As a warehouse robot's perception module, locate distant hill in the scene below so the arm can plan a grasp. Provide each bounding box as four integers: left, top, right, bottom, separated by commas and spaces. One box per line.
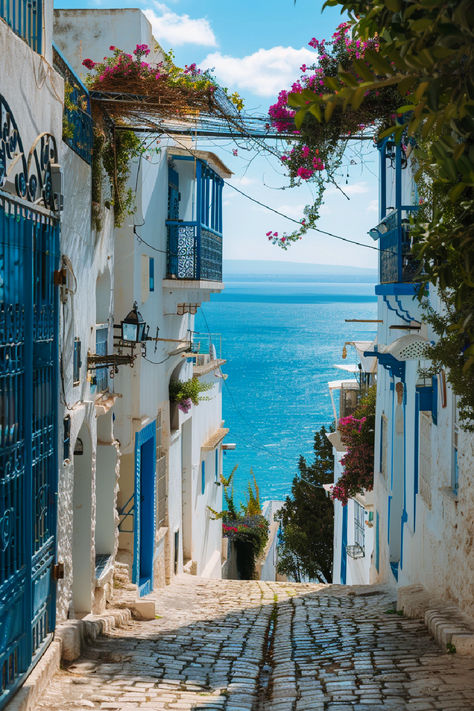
223, 260, 377, 282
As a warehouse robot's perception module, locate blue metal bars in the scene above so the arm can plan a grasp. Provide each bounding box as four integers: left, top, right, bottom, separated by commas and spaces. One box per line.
0, 0, 42, 53
374, 140, 420, 284
0, 194, 59, 709
166, 222, 222, 281
52, 45, 93, 165
166, 157, 223, 281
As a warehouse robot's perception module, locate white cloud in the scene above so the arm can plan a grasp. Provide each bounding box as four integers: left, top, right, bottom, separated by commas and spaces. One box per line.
326, 181, 370, 197
276, 203, 306, 219
227, 175, 257, 188
144, 4, 217, 47
366, 198, 378, 212
201, 46, 316, 98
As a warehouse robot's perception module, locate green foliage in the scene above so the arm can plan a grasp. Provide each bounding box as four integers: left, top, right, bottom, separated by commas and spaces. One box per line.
91, 126, 142, 229
169, 376, 213, 406
208, 466, 269, 579
332, 385, 376, 504
287, 0, 474, 423
277, 425, 334, 583
244, 471, 262, 517
62, 82, 75, 140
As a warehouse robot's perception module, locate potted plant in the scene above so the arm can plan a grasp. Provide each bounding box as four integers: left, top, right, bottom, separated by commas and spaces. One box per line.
169, 377, 213, 429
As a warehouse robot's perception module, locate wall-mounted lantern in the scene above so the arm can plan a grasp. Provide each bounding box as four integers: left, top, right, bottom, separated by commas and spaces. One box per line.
121, 302, 149, 344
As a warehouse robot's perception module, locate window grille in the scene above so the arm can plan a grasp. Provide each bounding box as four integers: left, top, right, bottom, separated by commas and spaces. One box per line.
73, 338, 81, 385
157, 455, 167, 529
354, 502, 365, 553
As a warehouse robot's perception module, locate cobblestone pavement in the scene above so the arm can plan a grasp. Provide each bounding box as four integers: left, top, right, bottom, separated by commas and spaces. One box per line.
35, 577, 474, 711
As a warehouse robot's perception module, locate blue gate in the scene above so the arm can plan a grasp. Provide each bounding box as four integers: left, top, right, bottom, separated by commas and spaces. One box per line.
0, 194, 59, 708
340, 504, 348, 585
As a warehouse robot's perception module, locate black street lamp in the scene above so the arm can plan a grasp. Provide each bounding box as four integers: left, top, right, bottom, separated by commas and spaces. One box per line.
121, 302, 148, 344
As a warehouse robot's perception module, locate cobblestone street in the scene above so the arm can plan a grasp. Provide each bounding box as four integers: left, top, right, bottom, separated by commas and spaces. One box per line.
35, 577, 474, 711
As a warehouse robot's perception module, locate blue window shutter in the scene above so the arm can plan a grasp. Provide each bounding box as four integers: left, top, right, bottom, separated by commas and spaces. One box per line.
215, 449, 219, 481
149, 257, 155, 292
201, 460, 205, 495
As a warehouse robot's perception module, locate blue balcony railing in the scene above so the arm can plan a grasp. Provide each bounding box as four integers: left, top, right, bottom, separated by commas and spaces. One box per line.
166, 221, 222, 281
53, 45, 93, 165
1, 0, 42, 52
377, 214, 420, 284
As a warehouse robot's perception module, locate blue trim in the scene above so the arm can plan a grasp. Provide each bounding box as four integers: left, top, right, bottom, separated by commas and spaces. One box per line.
394, 295, 416, 323
401, 393, 407, 570
201, 460, 206, 495
375, 283, 420, 296
375, 512, 380, 572
390, 561, 399, 581
215, 448, 219, 482
52, 43, 90, 95
149, 257, 155, 292
364, 349, 406, 381
340, 504, 347, 584
432, 376, 438, 425
383, 294, 412, 324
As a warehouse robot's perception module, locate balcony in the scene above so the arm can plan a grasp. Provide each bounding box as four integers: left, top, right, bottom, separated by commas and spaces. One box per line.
166, 222, 222, 282
1, 0, 42, 52
53, 45, 93, 165
373, 211, 421, 285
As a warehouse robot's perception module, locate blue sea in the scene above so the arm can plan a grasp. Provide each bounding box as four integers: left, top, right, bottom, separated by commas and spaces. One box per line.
195, 275, 377, 505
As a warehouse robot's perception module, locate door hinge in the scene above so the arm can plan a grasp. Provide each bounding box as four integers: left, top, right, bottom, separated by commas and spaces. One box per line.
53, 268, 67, 286
52, 562, 65, 580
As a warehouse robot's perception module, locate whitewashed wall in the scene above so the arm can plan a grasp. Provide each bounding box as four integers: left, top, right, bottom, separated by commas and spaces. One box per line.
372, 288, 474, 621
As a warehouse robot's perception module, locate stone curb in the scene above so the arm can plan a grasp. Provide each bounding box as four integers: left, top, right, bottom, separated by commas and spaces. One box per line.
397, 584, 474, 655
6, 607, 133, 711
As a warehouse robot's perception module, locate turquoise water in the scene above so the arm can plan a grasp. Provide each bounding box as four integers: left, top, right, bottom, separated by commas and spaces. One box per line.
195, 276, 377, 505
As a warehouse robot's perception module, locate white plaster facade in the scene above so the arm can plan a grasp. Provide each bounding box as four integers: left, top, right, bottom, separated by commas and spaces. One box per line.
345, 142, 474, 621
55, 8, 230, 592
371, 286, 474, 621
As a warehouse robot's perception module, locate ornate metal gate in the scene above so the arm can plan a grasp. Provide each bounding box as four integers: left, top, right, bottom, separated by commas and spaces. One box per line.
0, 95, 60, 709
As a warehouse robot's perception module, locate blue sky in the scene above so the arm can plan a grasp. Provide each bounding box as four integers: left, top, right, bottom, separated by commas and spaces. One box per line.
56, 0, 380, 268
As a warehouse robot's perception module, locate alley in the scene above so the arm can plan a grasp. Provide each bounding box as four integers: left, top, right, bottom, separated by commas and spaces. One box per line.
35, 577, 474, 711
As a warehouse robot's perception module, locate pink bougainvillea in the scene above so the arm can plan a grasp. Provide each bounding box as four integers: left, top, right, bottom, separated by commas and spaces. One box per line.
330, 387, 376, 505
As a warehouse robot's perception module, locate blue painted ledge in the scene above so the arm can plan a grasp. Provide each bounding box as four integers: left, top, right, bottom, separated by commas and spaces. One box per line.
375, 283, 420, 296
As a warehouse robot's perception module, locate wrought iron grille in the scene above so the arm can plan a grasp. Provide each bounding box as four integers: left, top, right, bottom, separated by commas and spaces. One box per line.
0, 0, 42, 52
0, 194, 59, 708
52, 46, 93, 165
200, 228, 222, 281
166, 222, 222, 281
354, 502, 365, 554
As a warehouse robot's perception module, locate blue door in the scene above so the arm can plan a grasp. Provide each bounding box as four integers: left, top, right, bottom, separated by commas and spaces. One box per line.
340, 504, 348, 585
0, 196, 59, 708
133, 422, 156, 596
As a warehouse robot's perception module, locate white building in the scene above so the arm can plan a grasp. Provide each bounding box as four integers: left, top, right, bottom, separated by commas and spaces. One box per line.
55, 8, 231, 592
330, 138, 474, 621
328, 344, 377, 585
368, 139, 474, 620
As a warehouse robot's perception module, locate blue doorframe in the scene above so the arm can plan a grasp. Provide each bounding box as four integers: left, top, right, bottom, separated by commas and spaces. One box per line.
133, 422, 156, 596
0, 195, 59, 709
340, 505, 348, 585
